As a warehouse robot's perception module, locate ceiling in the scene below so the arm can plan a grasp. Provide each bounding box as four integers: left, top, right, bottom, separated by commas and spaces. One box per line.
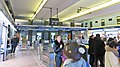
5, 0, 120, 25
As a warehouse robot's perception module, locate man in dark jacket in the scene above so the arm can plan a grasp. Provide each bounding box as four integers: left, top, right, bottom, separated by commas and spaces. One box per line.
11, 35, 19, 54
88, 35, 94, 67
94, 34, 105, 67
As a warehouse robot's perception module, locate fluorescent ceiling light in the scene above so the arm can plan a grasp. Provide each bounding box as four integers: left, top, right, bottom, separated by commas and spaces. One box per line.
61, 0, 120, 21
32, 0, 48, 20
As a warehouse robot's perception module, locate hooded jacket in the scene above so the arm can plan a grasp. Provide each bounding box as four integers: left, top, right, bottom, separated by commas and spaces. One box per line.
63, 58, 87, 67
63, 42, 90, 67
105, 46, 120, 67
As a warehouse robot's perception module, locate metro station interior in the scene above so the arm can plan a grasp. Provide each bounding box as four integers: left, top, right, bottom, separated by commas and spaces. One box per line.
1, 0, 120, 67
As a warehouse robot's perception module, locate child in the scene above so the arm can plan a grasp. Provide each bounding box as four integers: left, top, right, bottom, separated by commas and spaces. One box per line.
63, 42, 90, 67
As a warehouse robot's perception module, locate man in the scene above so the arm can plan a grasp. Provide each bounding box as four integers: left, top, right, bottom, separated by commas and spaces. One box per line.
94, 34, 105, 67
88, 35, 94, 67
11, 35, 19, 54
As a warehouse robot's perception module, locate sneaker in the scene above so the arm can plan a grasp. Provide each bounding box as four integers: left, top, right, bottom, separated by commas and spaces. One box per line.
13, 53, 15, 55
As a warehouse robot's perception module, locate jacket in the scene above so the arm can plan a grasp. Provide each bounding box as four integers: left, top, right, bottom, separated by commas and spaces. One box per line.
88, 38, 94, 55
11, 37, 19, 46
54, 40, 64, 56
94, 37, 105, 56
105, 46, 120, 67
63, 58, 89, 67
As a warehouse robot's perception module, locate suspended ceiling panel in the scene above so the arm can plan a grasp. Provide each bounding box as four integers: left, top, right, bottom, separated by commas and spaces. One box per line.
9, 0, 120, 24
10, 0, 43, 18
75, 3, 120, 21
36, 0, 110, 20
36, 0, 80, 20
57, 0, 110, 20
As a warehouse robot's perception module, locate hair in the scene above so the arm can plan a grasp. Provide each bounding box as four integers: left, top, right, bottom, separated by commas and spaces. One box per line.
96, 34, 100, 37
63, 42, 81, 61
106, 38, 114, 45
89, 35, 94, 39
109, 40, 118, 48
55, 34, 60, 38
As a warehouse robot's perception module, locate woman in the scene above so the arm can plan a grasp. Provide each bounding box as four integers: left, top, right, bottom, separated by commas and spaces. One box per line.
54, 35, 64, 67
88, 35, 94, 67
105, 40, 120, 67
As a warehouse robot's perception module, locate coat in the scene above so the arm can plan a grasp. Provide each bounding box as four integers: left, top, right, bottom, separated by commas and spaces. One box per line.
11, 37, 19, 46
94, 37, 105, 56
105, 46, 120, 67
54, 40, 64, 56
63, 58, 88, 67
88, 38, 94, 55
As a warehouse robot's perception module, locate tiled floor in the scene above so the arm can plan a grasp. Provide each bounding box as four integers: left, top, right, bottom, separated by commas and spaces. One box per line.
0, 48, 46, 67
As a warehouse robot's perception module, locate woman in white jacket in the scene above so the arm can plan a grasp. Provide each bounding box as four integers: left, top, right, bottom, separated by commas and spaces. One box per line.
105, 40, 120, 67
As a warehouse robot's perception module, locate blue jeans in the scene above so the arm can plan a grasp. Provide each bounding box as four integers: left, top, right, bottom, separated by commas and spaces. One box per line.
55, 55, 62, 67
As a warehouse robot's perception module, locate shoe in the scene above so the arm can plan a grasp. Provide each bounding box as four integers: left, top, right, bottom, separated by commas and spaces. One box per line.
13, 53, 15, 55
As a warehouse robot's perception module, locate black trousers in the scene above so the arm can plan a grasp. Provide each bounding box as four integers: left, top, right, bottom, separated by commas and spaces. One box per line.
90, 54, 94, 67
55, 55, 62, 67
11, 45, 17, 53
94, 55, 104, 67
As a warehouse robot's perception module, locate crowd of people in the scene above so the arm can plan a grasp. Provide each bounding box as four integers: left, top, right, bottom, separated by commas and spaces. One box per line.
6, 34, 120, 67
53, 35, 90, 67
53, 34, 120, 67
88, 34, 120, 67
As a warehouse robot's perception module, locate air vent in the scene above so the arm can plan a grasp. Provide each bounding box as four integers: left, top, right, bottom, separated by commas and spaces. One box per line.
109, 18, 112, 21
95, 21, 98, 23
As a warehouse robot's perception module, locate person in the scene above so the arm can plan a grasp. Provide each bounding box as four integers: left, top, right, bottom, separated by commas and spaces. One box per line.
106, 38, 114, 45
63, 42, 89, 67
118, 41, 120, 58
11, 35, 19, 54
53, 35, 64, 67
88, 35, 94, 67
94, 34, 105, 67
105, 40, 120, 67
114, 37, 118, 42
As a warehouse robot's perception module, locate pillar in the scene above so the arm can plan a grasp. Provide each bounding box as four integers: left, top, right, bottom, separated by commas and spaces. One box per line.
28, 20, 33, 46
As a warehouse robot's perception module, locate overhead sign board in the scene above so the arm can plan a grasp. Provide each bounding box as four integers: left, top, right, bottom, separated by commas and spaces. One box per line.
49, 18, 59, 26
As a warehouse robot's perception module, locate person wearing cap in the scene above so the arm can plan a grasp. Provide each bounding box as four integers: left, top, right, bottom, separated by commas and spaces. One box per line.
53, 35, 64, 67
63, 42, 89, 67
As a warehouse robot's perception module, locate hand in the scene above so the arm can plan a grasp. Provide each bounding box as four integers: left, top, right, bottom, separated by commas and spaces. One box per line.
60, 44, 62, 48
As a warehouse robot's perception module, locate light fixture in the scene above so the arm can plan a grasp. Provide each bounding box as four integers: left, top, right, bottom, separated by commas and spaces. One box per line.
32, 0, 48, 20
77, 7, 90, 13
61, 0, 120, 21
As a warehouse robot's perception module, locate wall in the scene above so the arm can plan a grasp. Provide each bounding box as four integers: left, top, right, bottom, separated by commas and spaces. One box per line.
82, 13, 120, 27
